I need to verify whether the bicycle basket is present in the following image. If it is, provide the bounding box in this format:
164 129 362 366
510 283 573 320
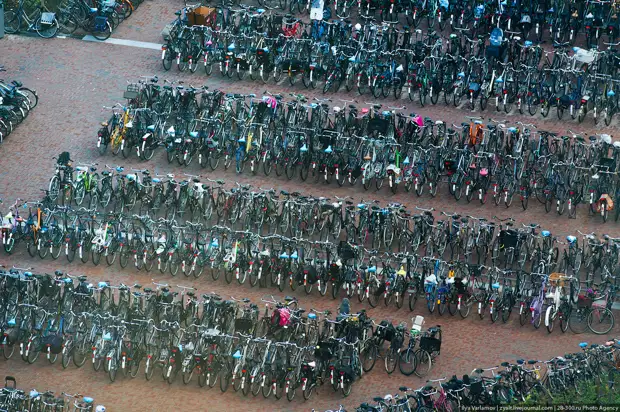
315 341 335 360
454 278 467 294
383 324 397 342
255 102 268 123
469 378 484 395
499 229 518 248
549 272 567 287
598 157 616 173
233 318 254 334
40 12 56 26
368 117 388 135
124 84 140 100
577 295 593 308
338 241 356 261
41 334 63 354
338 365 356 381
3 328 18 345
419 336 441 353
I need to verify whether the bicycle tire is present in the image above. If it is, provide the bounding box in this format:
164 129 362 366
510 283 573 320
398 348 417 376
384 348 398 374
35 16 59 38
91 21 112 41
3 10 21 34
587 307 614 335
361 342 378 372
413 349 432 378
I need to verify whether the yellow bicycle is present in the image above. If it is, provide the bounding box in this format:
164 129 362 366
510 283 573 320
110 107 132 156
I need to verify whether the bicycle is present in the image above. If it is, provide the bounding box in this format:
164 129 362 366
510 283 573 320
4 0 59 38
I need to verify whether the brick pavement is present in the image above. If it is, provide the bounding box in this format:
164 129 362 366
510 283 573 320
0 7 619 410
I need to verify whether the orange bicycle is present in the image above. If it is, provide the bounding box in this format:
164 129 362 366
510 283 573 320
460 116 484 149
22 201 46 258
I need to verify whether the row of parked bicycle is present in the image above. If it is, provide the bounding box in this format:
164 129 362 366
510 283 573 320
27 151 620 275
162 2 620 122
0 375 106 412
5 170 620 336
3 0 145 40
0 68 38 144
189 0 620 47
0 266 442 400
25 156 620 282
98 79 620 221
340 339 620 411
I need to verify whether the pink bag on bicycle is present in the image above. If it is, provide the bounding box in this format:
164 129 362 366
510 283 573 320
278 308 291 327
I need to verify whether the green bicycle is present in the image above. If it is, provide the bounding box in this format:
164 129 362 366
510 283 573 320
73 163 99 208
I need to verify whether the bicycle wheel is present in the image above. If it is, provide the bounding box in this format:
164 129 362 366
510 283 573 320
48 175 60 201
261 370 273 398
413 349 432 378
404 279 418 307
91 20 112 41
3 10 21 34
61 341 73 369
398 348 417 376
559 303 570 333
501 300 512 323
35 15 59 38
361 342 377 372
459 296 471 318
57 13 78 34
27 338 40 364
587 307 614 335
533 311 542 329
72 336 89 368
285 371 296 401
109 359 118 382
545 305 555 333
384 348 398 374
303 381 315 400
163 49 174 71
342 378 353 397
